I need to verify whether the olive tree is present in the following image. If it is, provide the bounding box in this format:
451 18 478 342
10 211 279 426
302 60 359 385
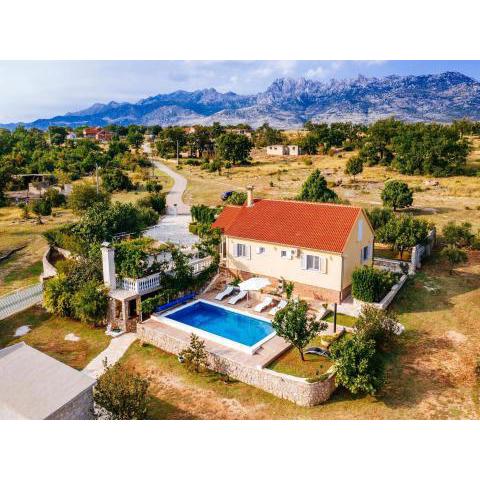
381 180 413 211
272 299 327 361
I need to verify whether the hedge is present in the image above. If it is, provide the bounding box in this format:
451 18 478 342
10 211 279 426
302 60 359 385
351 266 397 303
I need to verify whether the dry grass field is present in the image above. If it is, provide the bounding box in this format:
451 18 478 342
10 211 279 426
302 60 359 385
178 140 480 232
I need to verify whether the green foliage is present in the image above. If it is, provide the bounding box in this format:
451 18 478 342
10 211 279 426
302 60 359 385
377 214 430 258
441 246 468 274
381 180 413 211
442 221 475 248
366 207 394 231
126 129 144 149
283 280 295 300
253 122 284 147
180 334 209 373
329 335 385 395
215 132 253 165
94 362 150 420
155 126 187 158
31 197 52 218
191 204 217 224
67 183 111 214
297 169 339 203
43 275 73 317
354 305 399 351
358 118 401 166
272 299 327 361
42 187 66 207
351 266 397 303
137 193 166 214
114 238 155 278
344 156 363 179
71 281 108 326
141 288 179 317
48 126 68 145
101 169 134 193
145 180 163 193
225 191 247 205
297 133 319 154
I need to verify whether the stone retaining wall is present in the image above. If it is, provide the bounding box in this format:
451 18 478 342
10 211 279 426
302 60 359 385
137 322 337 407
46 387 95 420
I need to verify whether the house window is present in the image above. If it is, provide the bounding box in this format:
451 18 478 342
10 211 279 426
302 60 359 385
306 254 320 271
280 250 288 259
256 246 265 255
236 243 247 257
362 245 370 261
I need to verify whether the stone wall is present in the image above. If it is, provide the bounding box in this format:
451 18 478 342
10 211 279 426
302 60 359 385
137 322 337 407
46 387 95 420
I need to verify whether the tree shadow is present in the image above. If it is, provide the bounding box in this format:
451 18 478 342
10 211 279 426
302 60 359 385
147 395 198 420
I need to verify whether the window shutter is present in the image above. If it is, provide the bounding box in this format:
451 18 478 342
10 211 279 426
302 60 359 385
232 242 237 257
300 254 306 270
248 246 251 259
321 257 327 274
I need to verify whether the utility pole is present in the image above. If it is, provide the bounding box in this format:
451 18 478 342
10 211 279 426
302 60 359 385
176 139 179 165
95 163 99 194
333 302 337 333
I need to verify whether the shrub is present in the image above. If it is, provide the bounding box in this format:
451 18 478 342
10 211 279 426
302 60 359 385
68 183 110 214
31 198 52 217
354 305 399 351
225 191 247 205
43 275 73 317
145 180 163 193
297 169 339 203
94 362 150 420
366 207 394 231
71 281 108 326
352 266 397 303
442 221 475 248
43 188 66 207
137 193 166 215
330 335 385 395
441 246 468 274
180 334 209 373
344 156 363 180
101 169 134 193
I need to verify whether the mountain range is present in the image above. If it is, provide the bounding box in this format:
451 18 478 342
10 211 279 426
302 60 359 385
4 71 480 129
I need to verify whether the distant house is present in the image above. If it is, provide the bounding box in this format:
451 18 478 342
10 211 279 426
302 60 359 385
0 342 96 420
266 145 302 156
212 186 374 303
226 128 253 139
83 127 113 142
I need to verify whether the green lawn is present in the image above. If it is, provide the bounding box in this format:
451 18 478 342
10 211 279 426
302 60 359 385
324 312 356 328
0 306 110 370
3 258 42 286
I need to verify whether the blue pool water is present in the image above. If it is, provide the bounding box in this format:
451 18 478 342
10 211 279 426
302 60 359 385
165 301 274 347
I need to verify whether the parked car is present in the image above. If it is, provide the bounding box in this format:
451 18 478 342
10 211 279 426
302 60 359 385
221 191 233 201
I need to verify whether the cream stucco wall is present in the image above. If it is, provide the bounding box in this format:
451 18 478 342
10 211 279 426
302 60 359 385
222 209 374 293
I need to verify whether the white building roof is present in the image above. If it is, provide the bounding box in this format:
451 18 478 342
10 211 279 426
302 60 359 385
0 342 96 420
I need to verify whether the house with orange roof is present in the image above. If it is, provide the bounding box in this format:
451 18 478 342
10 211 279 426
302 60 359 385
212 186 374 303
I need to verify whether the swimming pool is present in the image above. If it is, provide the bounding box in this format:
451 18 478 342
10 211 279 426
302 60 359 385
155 300 276 355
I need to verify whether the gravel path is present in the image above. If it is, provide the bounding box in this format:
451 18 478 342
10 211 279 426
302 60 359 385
82 332 137 379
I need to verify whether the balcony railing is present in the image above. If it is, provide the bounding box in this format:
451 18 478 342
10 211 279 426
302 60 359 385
117 255 213 295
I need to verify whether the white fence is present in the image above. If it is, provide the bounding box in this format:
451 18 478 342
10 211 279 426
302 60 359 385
0 283 43 320
117 256 213 295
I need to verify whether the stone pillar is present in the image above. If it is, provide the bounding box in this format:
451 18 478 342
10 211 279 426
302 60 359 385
246 185 254 207
101 241 116 290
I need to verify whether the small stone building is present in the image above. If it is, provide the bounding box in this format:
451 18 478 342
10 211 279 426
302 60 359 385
266 145 302 156
0 342 96 420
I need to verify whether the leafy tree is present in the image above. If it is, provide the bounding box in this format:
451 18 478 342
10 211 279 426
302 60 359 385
254 122 284 147
354 305 399 351
329 335 385 395
71 281 108 326
442 221 474 248
48 126 68 145
191 204 217 224
43 275 73 317
0 158 14 206
114 238 153 278
272 299 327 361
215 132 253 165
101 169 134 193
366 207 394 231
377 214 430 259
67 183 110 214
297 169 339 203
108 139 129 158
381 180 413 211
94 362 150 420
441 246 468 274
145 180 163 193
225 191 247 205
298 132 320 154
155 127 187 158
31 197 52 221
180 334 209 373
126 130 144 150
358 118 401 166
344 156 363 180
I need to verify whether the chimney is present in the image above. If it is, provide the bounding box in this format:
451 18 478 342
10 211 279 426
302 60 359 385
101 241 116 290
246 185 254 207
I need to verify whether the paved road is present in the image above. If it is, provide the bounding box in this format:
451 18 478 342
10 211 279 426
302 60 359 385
0 283 43 320
142 145 199 247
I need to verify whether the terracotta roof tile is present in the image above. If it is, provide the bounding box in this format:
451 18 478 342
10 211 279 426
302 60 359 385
212 199 362 253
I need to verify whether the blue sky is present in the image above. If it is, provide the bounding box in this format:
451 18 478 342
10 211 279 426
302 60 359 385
1 60 480 123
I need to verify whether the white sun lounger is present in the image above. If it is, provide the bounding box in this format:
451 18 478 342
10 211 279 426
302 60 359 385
253 296 273 313
269 299 288 316
228 290 247 305
215 285 234 301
